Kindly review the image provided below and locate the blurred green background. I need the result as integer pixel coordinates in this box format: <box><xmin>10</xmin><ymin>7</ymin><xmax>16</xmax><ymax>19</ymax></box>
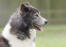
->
<box><xmin>0</xmin><ymin>0</ymin><xmax>66</xmax><ymax>47</ymax></box>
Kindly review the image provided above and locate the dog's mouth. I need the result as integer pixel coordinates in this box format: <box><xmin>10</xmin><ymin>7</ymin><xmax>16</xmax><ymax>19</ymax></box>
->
<box><xmin>33</xmin><ymin>24</ymin><xmax>44</xmax><ymax>32</ymax></box>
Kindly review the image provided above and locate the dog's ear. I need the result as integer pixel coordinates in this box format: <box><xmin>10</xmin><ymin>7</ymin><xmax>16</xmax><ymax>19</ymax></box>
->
<box><xmin>20</xmin><ymin>2</ymin><xmax>30</xmax><ymax>13</ymax></box>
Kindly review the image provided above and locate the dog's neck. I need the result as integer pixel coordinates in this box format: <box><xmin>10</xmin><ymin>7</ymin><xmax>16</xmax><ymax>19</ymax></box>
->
<box><xmin>10</xmin><ymin>23</ymin><xmax>31</xmax><ymax>40</ymax></box>
<box><xmin>2</xmin><ymin>22</ymin><xmax>36</xmax><ymax>40</ymax></box>
<box><xmin>6</xmin><ymin>12</ymin><xmax>34</xmax><ymax>40</ymax></box>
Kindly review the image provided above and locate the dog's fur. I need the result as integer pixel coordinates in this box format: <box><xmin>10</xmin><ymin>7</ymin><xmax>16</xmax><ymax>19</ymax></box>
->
<box><xmin>0</xmin><ymin>2</ymin><xmax>47</xmax><ymax>47</ymax></box>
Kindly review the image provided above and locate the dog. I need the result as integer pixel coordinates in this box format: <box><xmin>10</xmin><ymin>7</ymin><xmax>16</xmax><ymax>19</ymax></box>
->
<box><xmin>0</xmin><ymin>2</ymin><xmax>47</xmax><ymax>47</ymax></box>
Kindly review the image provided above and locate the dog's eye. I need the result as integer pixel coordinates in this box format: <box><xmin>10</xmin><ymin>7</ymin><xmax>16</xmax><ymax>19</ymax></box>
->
<box><xmin>35</xmin><ymin>14</ymin><xmax>38</xmax><ymax>17</ymax></box>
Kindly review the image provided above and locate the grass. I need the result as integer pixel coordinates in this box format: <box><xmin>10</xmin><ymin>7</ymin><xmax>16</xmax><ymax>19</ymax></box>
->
<box><xmin>0</xmin><ymin>28</ymin><xmax>3</xmax><ymax>33</ymax></box>
<box><xmin>0</xmin><ymin>25</ymin><xmax>66</xmax><ymax>47</ymax></box>
<box><xmin>36</xmin><ymin>25</ymin><xmax>66</xmax><ymax>47</ymax></box>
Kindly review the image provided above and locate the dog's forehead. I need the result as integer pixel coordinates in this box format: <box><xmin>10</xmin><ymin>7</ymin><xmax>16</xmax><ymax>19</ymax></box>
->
<box><xmin>23</xmin><ymin>2</ymin><xmax>39</xmax><ymax>13</ymax></box>
<box><xmin>30</xmin><ymin>8</ymin><xmax>40</xmax><ymax>14</ymax></box>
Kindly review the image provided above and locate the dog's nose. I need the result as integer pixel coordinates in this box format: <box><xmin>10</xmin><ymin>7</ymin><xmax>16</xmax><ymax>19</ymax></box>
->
<box><xmin>45</xmin><ymin>21</ymin><xmax>48</xmax><ymax>24</ymax></box>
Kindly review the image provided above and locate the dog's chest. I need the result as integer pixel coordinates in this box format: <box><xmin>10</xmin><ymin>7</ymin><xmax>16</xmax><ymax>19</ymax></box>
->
<box><xmin>9</xmin><ymin>37</ymin><xmax>35</xmax><ymax>47</ymax></box>
<box><xmin>2</xmin><ymin>24</ymin><xmax>36</xmax><ymax>47</ymax></box>
<box><xmin>9</xmin><ymin>29</ymin><xmax>36</xmax><ymax>47</ymax></box>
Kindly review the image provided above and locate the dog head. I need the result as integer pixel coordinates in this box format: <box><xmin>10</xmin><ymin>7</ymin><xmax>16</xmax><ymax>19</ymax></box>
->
<box><xmin>18</xmin><ymin>2</ymin><xmax>47</xmax><ymax>32</ymax></box>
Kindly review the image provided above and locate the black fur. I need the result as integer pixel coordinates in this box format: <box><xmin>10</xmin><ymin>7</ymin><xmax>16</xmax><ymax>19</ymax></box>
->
<box><xmin>0</xmin><ymin>36</ymin><xmax>10</xmax><ymax>47</ymax></box>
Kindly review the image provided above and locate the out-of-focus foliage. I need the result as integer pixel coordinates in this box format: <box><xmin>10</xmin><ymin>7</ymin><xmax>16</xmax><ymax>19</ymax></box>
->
<box><xmin>0</xmin><ymin>0</ymin><xmax>66</xmax><ymax>27</ymax></box>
